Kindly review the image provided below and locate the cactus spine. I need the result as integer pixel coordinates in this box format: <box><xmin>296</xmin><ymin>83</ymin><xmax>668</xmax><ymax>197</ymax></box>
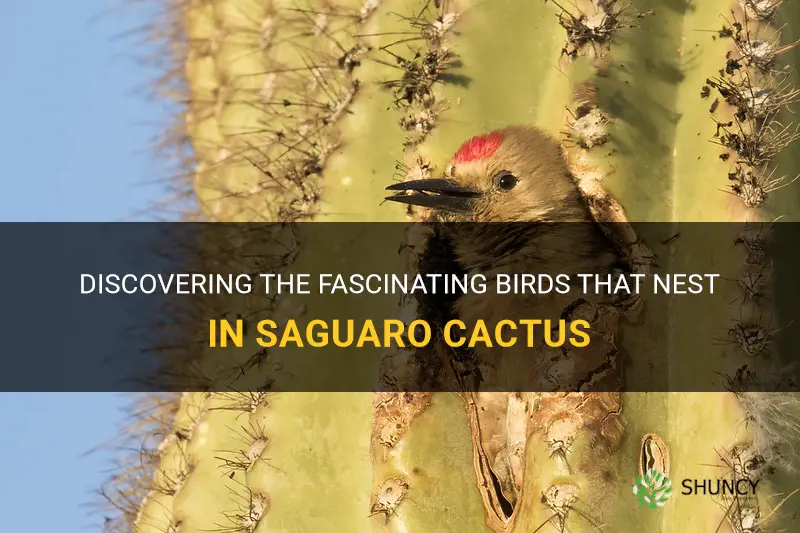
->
<box><xmin>100</xmin><ymin>1</ymin><xmax>800</xmax><ymax>532</ymax></box>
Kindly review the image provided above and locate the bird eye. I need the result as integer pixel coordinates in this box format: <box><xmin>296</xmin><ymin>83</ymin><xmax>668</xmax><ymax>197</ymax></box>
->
<box><xmin>494</xmin><ymin>171</ymin><xmax>518</xmax><ymax>192</ymax></box>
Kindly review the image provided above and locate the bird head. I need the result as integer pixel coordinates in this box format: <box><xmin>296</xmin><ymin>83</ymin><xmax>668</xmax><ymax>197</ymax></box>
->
<box><xmin>385</xmin><ymin>125</ymin><xmax>590</xmax><ymax>222</ymax></box>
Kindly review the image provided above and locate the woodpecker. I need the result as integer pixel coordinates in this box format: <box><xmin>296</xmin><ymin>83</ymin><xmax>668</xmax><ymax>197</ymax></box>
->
<box><xmin>386</xmin><ymin>125</ymin><xmax>596</xmax><ymax>223</ymax></box>
<box><xmin>383</xmin><ymin>126</ymin><xmax>629</xmax><ymax>519</ymax></box>
<box><xmin>384</xmin><ymin>125</ymin><xmax>627</xmax><ymax>371</ymax></box>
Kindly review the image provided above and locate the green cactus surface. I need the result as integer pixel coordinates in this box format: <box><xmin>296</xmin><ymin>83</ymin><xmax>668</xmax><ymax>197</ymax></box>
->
<box><xmin>99</xmin><ymin>1</ymin><xmax>800</xmax><ymax>532</ymax></box>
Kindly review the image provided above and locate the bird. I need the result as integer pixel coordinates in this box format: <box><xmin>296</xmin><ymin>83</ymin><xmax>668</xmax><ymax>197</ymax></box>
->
<box><xmin>382</xmin><ymin>125</ymin><xmax>630</xmax><ymax>519</ymax></box>
<box><xmin>384</xmin><ymin>125</ymin><xmax>627</xmax><ymax>379</ymax></box>
<box><xmin>386</xmin><ymin>125</ymin><xmax>593</xmax><ymax>222</ymax></box>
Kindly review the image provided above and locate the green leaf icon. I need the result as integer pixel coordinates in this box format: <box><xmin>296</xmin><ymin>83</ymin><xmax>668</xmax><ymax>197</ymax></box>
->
<box><xmin>632</xmin><ymin>468</ymin><xmax>673</xmax><ymax>508</ymax></box>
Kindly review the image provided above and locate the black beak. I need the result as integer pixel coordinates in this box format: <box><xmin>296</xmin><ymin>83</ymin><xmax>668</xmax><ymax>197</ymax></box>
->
<box><xmin>384</xmin><ymin>179</ymin><xmax>482</xmax><ymax>212</ymax></box>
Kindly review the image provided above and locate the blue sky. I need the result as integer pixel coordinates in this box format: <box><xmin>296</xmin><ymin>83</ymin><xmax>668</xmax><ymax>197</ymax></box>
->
<box><xmin>3</xmin><ymin>0</ymin><xmax>174</xmax><ymax>222</ymax></box>
<box><xmin>0</xmin><ymin>393</ymin><xmax>132</xmax><ymax>532</ymax></box>
<box><xmin>1</xmin><ymin>1</ymin><xmax>173</xmax><ymax>532</ymax></box>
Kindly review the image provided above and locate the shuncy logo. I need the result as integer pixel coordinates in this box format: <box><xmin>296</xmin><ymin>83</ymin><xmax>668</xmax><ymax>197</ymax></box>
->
<box><xmin>633</xmin><ymin>468</ymin><xmax>674</xmax><ymax>508</ymax></box>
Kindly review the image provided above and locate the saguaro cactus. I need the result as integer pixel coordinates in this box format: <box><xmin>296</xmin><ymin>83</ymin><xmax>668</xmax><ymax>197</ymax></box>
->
<box><xmin>100</xmin><ymin>1</ymin><xmax>800</xmax><ymax>532</ymax></box>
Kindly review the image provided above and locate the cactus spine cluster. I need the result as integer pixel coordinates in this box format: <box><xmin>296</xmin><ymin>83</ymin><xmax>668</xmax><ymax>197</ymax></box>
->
<box><xmin>99</xmin><ymin>1</ymin><xmax>800</xmax><ymax>532</ymax></box>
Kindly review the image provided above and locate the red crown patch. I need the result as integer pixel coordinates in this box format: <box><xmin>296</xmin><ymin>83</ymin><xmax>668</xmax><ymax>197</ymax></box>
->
<box><xmin>452</xmin><ymin>131</ymin><xmax>504</xmax><ymax>163</ymax></box>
